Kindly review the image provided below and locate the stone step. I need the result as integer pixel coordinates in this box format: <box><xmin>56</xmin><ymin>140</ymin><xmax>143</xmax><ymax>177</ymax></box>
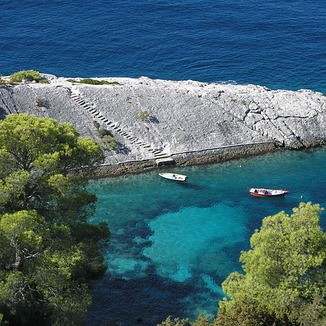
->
<box><xmin>154</xmin><ymin>153</ymin><xmax>169</xmax><ymax>158</ymax></box>
<box><xmin>72</xmin><ymin>94</ymin><xmax>161</xmax><ymax>157</ymax></box>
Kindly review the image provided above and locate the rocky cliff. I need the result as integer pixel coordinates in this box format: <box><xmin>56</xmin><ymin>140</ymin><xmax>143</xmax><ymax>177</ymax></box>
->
<box><xmin>1</xmin><ymin>74</ymin><xmax>325</xmax><ymax>174</ymax></box>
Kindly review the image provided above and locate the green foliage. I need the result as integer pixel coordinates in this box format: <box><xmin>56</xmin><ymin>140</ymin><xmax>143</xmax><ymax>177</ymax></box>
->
<box><xmin>95</xmin><ymin>128</ymin><xmax>117</xmax><ymax>150</ymax></box>
<box><xmin>0</xmin><ymin>210</ymin><xmax>93</xmax><ymax>325</ymax></box>
<box><xmin>103</xmin><ymin>135</ymin><xmax>117</xmax><ymax>150</ymax></box>
<box><xmin>214</xmin><ymin>296</ymin><xmax>287</xmax><ymax>326</ymax></box>
<box><xmin>296</xmin><ymin>287</ymin><xmax>326</xmax><ymax>326</ymax></box>
<box><xmin>97</xmin><ymin>128</ymin><xmax>112</xmax><ymax>138</ymax></box>
<box><xmin>67</xmin><ymin>78</ymin><xmax>122</xmax><ymax>85</ymax></box>
<box><xmin>0</xmin><ymin>114</ymin><xmax>105</xmax><ymax>221</ymax></box>
<box><xmin>0</xmin><ymin>75</ymin><xmax>7</xmax><ymax>88</ymax></box>
<box><xmin>93</xmin><ymin>120</ymin><xmax>100</xmax><ymax>129</ymax></box>
<box><xmin>157</xmin><ymin>316</ymin><xmax>191</xmax><ymax>326</ymax></box>
<box><xmin>9</xmin><ymin>70</ymin><xmax>43</xmax><ymax>83</ymax></box>
<box><xmin>0</xmin><ymin>115</ymin><xmax>110</xmax><ymax>325</ymax></box>
<box><xmin>36</xmin><ymin>97</ymin><xmax>46</xmax><ymax>107</ymax></box>
<box><xmin>220</xmin><ymin>202</ymin><xmax>326</xmax><ymax>325</ymax></box>
<box><xmin>157</xmin><ymin>315</ymin><xmax>211</xmax><ymax>326</ymax></box>
<box><xmin>139</xmin><ymin>110</ymin><xmax>150</xmax><ymax>120</ymax></box>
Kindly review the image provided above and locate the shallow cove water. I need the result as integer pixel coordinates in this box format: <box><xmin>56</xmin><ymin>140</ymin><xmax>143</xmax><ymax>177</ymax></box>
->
<box><xmin>86</xmin><ymin>148</ymin><xmax>326</xmax><ymax>326</ymax></box>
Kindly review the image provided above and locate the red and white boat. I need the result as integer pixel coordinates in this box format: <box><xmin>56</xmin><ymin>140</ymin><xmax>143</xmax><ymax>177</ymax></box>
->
<box><xmin>249</xmin><ymin>188</ymin><xmax>289</xmax><ymax>197</ymax></box>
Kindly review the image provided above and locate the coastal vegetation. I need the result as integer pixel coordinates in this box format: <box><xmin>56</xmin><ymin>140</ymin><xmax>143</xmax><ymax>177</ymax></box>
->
<box><xmin>159</xmin><ymin>202</ymin><xmax>326</xmax><ymax>326</ymax></box>
<box><xmin>138</xmin><ymin>110</ymin><xmax>150</xmax><ymax>121</ymax></box>
<box><xmin>0</xmin><ymin>76</ymin><xmax>7</xmax><ymax>87</ymax></box>
<box><xmin>93</xmin><ymin>121</ymin><xmax>117</xmax><ymax>150</ymax></box>
<box><xmin>66</xmin><ymin>78</ymin><xmax>122</xmax><ymax>86</ymax></box>
<box><xmin>35</xmin><ymin>97</ymin><xmax>46</xmax><ymax>107</ymax></box>
<box><xmin>0</xmin><ymin>114</ymin><xmax>110</xmax><ymax>326</ymax></box>
<box><xmin>9</xmin><ymin>70</ymin><xmax>47</xmax><ymax>84</ymax></box>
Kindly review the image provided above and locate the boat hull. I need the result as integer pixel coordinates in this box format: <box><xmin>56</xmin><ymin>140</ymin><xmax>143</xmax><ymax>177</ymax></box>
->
<box><xmin>249</xmin><ymin>188</ymin><xmax>289</xmax><ymax>197</ymax></box>
<box><xmin>159</xmin><ymin>173</ymin><xmax>188</xmax><ymax>182</ymax></box>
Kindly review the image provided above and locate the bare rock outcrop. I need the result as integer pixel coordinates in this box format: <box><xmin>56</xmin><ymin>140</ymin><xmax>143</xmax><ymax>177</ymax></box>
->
<box><xmin>1</xmin><ymin>74</ymin><xmax>325</xmax><ymax>171</ymax></box>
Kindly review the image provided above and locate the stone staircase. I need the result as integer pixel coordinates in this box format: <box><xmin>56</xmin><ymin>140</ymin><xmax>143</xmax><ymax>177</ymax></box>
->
<box><xmin>70</xmin><ymin>92</ymin><xmax>174</xmax><ymax>164</ymax></box>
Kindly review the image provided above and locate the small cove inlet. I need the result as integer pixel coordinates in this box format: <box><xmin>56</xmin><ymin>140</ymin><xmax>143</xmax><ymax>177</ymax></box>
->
<box><xmin>86</xmin><ymin>148</ymin><xmax>326</xmax><ymax>326</ymax></box>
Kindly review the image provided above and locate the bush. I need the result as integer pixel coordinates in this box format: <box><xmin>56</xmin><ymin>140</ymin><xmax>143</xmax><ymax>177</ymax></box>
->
<box><xmin>103</xmin><ymin>135</ymin><xmax>117</xmax><ymax>150</ymax></box>
<box><xmin>67</xmin><ymin>78</ymin><xmax>121</xmax><ymax>86</ymax></box>
<box><xmin>36</xmin><ymin>97</ymin><xmax>46</xmax><ymax>107</ymax></box>
<box><xmin>93</xmin><ymin>121</ymin><xmax>100</xmax><ymax>129</ymax></box>
<box><xmin>9</xmin><ymin>70</ymin><xmax>43</xmax><ymax>83</ymax></box>
<box><xmin>139</xmin><ymin>110</ymin><xmax>150</xmax><ymax>120</ymax></box>
<box><xmin>0</xmin><ymin>75</ymin><xmax>7</xmax><ymax>87</ymax></box>
<box><xmin>97</xmin><ymin>129</ymin><xmax>112</xmax><ymax>138</ymax></box>
<box><xmin>95</xmin><ymin>128</ymin><xmax>116</xmax><ymax>149</ymax></box>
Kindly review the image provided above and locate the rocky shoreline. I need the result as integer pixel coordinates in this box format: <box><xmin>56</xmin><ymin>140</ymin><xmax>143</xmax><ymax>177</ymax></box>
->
<box><xmin>94</xmin><ymin>141</ymin><xmax>279</xmax><ymax>178</ymax></box>
<box><xmin>1</xmin><ymin>74</ymin><xmax>325</xmax><ymax>177</ymax></box>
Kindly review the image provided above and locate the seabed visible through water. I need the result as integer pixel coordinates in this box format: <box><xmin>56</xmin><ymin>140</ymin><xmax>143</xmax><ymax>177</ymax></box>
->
<box><xmin>86</xmin><ymin>148</ymin><xmax>326</xmax><ymax>326</ymax></box>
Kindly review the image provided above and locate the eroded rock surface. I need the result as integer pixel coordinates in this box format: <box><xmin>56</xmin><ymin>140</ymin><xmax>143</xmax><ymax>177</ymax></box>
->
<box><xmin>1</xmin><ymin>74</ymin><xmax>325</xmax><ymax>169</ymax></box>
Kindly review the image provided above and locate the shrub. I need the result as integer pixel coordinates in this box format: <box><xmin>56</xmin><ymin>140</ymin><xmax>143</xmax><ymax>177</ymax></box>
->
<box><xmin>36</xmin><ymin>97</ymin><xmax>45</xmax><ymax>107</ymax></box>
<box><xmin>67</xmin><ymin>78</ymin><xmax>121</xmax><ymax>86</ymax></box>
<box><xmin>0</xmin><ymin>75</ymin><xmax>7</xmax><ymax>87</ymax></box>
<box><xmin>102</xmin><ymin>135</ymin><xmax>117</xmax><ymax>150</ymax></box>
<box><xmin>97</xmin><ymin>129</ymin><xmax>112</xmax><ymax>138</ymax></box>
<box><xmin>95</xmin><ymin>128</ymin><xmax>116</xmax><ymax>149</ymax></box>
<box><xmin>93</xmin><ymin>121</ymin><xmax>100</xmax><ymax>130</ymax></box>
<box><xmin>9</xmin><ymin>70</ymin><xmax>43</xmax><ymax>83</ymax></box>
<box><xmin>139</xmin><ymin>110</ymin><xmax>150</xmax><ymax>120</ymax></box>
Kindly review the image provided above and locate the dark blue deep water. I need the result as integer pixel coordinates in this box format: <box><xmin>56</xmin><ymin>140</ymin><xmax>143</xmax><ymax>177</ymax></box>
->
<box><xmin>1</xmin><ymin>1</ymin><xmax>326</xmax><ymax>325</ymax></box>
<box><xmin>1</xmin><ymin>0</ymin><xmax>325</xmax><ymax>92</ymax></box>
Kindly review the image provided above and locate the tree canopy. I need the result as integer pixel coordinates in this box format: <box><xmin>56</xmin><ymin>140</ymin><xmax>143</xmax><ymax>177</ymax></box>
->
<box><xmin>0</xmin><ymin>114</ymin><xmax>109</xmax><ymax>326</ymax></box>
<box><xmin>218</xmin><ymin>202</ymin><xmax>326</xmax><ymax>326</ymax></box>
<box><xmin>0</xmin><ymin>114</ymin><xmax>105</xmax><ymax>223</ymax></box>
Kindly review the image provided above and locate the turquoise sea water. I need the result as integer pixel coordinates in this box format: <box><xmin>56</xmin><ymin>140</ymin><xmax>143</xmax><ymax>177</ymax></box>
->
<box><xmin>86</xmin><ymin>148</ymin><xmax>326</xmax><ymax>326</ymax></box>
<box><xmin>2</xmin><ymin>1</ymin><xmax>326</xmax><ymax>324</ymax></box>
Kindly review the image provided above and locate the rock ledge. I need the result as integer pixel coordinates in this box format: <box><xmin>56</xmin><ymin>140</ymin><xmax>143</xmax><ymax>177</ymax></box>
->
<box><xmin>1</xmin><ymin>75</ymin><xmax>325</xmax><ymax>175</ymax></box>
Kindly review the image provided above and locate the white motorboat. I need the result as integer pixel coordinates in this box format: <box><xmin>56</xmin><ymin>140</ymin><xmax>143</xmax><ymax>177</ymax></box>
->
<box><xmin>159</xmin><ymin>173</ymin><xmax>188</xmax><ymax>182</ymax></box>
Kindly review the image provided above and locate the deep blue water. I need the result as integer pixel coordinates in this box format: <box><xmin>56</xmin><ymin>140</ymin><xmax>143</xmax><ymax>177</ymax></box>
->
<box><xmin>86</xmin><ymin>148</ymin><xmax>326</xmax><ymax>326</ymax></box>
<box><xmin>1</xmin><ymin>0</ymin><xmax>325</xmax><ymax>92</ymax></box>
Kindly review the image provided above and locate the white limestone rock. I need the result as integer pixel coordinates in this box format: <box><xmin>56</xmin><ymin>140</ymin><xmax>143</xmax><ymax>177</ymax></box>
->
<box><xmin>1</xmin><ymin>75</ymin><xmax>326</xmax><ymax>165</ymax></box>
